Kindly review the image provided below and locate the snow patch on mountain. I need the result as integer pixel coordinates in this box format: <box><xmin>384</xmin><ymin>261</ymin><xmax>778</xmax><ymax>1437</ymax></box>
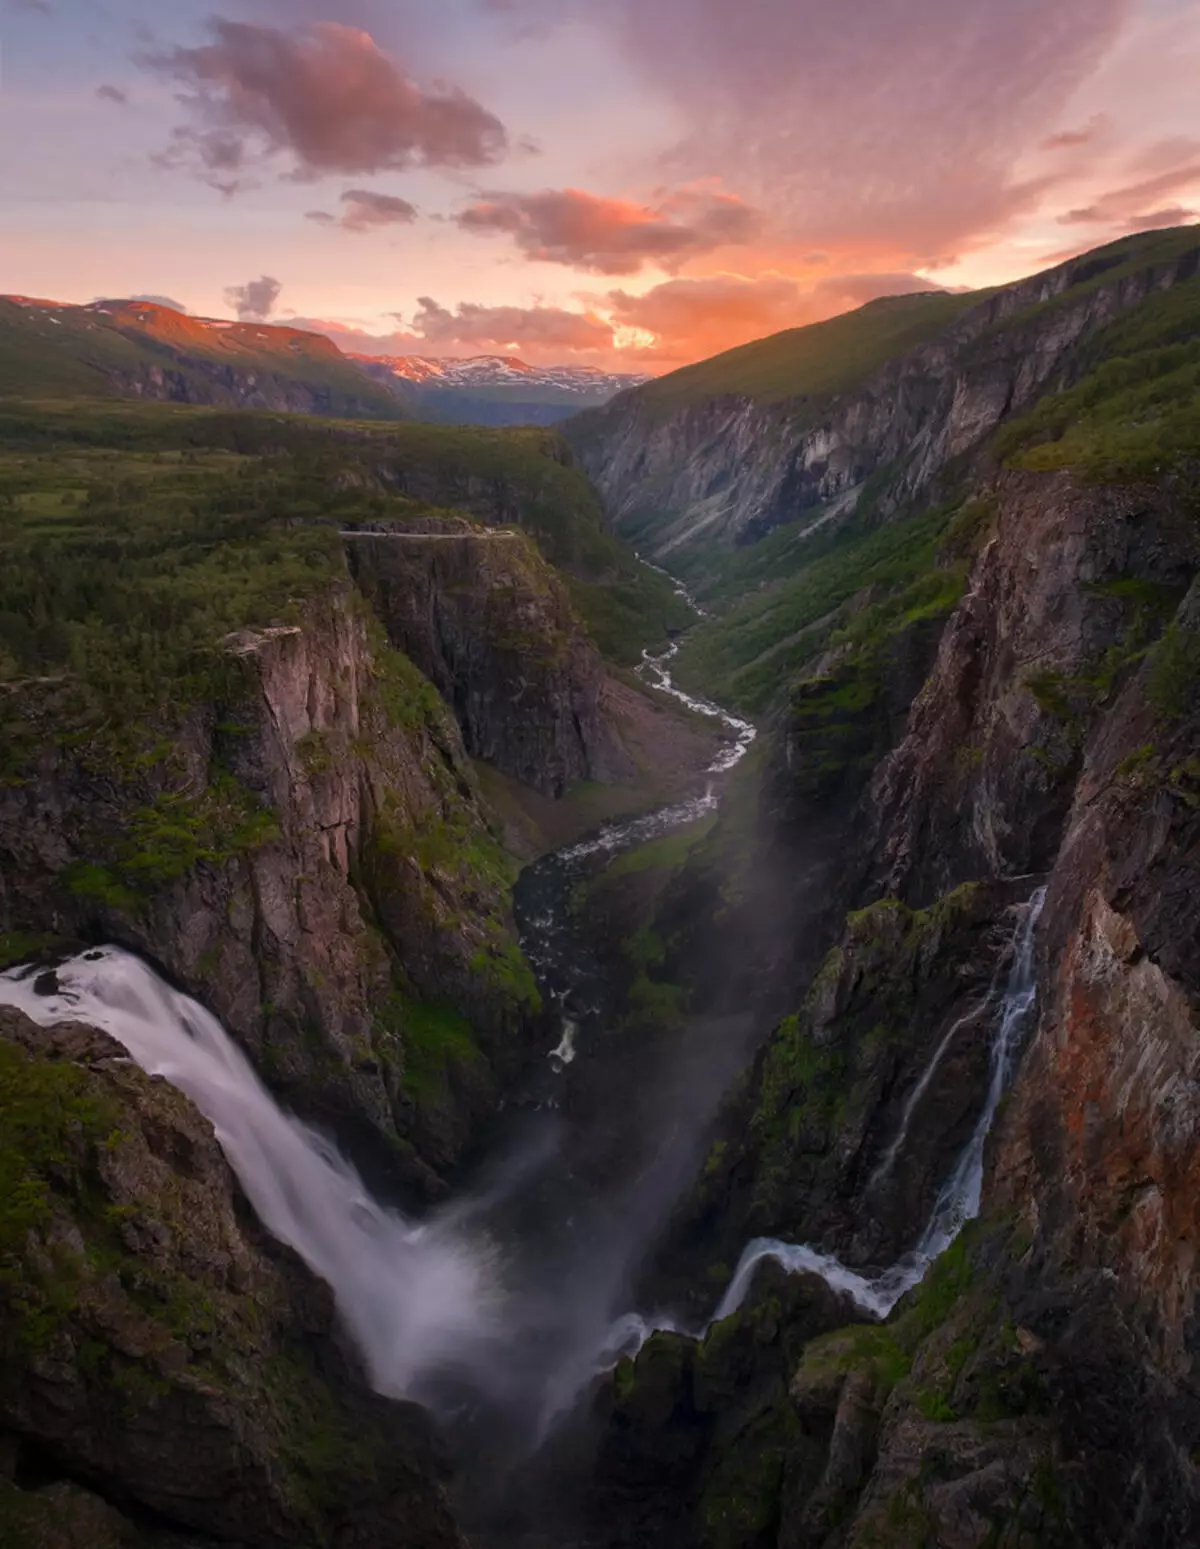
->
<box><xmin>352</xmin><ymin>353</ymin><xmax>650</xmax><ymax>399</ymax></box>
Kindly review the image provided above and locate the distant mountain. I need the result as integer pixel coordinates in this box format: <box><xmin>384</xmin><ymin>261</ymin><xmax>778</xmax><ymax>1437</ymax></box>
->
<box><xmin>0</xmin><ymin>297</ymin><xmax>404</xmax><ymax>419</ymax></box>
<box><xmin>352</xmin><ymin>352</ymin><xmax>651</xmax><ymax>426</ymax></box>
<box><xmin>0</xmin><ymin>297</ymin><xmax>648</xmax><ymax>427</ymax></box>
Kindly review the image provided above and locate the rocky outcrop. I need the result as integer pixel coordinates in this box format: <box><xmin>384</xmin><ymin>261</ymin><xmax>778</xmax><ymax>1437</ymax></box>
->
<box><xmin>113</xmin><ymin>359</ymin><xmax>396</xmax><ymax>417</ymax></box>
<box><xmin>604</xmin><ymin>460</ymin><xmax>1200</xmax><ymax>1546</ymax></box>
<box><xmin>861</xmin><ymin>472</ymin><xmax>1199</xmax><ymax>901</ymax></box>
<box><xmin>591</xmin><ymin>1267</ymin><xmax>863</xmax><ymax>1549</ymax></box>
<box><xmin>687</xmin><ymin>466</ymin><xmax>1197</xmax><ymax>1258</ymax></box>
<box><xmin>345</xmin><ymin>521</ymin><xmax>632</xmax><ymax>796</ymax></box>
<box><xmin>0</xmin><ymin>585</ymin><xmax>543</xmax><ymax>1195</ymax></box>
<box><xmin>0</xmin><ymin>1005</ymin><xmax>463</xmax><ymax>1549</ymax></box>
<box><xmin>675</xmin><ymin>882</ymin><xmax>1032</xmax><ymax>1280</ymax></box>
<box><xmin>570</xmin><ymin>235</ymin><xmax>1200</xmax><ymax>564</ymax></box>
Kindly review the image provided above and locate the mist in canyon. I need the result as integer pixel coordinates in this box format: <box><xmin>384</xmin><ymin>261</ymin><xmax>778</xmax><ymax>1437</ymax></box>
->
<box><xmin>0</xmin><ymin>624</ymin><xmax>1050</xmax><ymax>1530</ymax></box>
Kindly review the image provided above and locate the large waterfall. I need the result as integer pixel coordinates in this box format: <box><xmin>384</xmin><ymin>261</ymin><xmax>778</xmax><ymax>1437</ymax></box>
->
<box><xmin>0</xmin><ymin>948</ymin><xmax>502</xmax><ymax>1401</ymax></box>
<box><xmin>0</xmin><ymin>882</ymin><xmax>1046</xmax><ymax>1423</ymax></box>
<box><xmin>0</xmin><ymin>519</ymin><xmax>1044</xmax><ymax>1436</ymax></box>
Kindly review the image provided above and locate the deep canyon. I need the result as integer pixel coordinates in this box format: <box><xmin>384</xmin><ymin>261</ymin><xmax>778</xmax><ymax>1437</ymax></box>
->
<box><xmin>0</xmin><ymin>224</ymin><xmax>1198</xmax><ymax>1549</ymax></box>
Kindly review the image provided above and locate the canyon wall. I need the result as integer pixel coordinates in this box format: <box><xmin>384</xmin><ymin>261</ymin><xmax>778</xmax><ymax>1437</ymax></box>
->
<box><xmin>345</xmin><ymin>521</ymin><xmax>632</xmax><ymax>796</ymax></box>
<box><xmin>582</xmin><ymin>452</ymin><xmax>1200</xmax><ymax>1543</ymax></box>
<box><xmin>0</xmin><ymin>1006</ymin><xmax>465</xmax><ymax>1549</ymax></box>
<box><xmin>0</xmin><ymin>583</ymin><xmax>542</xmax><ymax>1194</ymax></box>
<box><xmin>571</xmin><ymin>239</ymin><xmax>1199</xmax><ymax>565</ymax></box>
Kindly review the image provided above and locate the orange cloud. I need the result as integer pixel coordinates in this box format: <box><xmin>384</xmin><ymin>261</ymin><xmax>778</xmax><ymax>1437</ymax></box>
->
<box><xmin>604</xmin><ymin>270</ymin><xmax>940</xmax><ymax>362</ymax></box>
<box><xmin>453</xmin><ymin>186</ymin><xmax>760</xmax><ymax>274</ymax></box>
<box><xmin>294</xmin><ymin>267</ymin><xmax>949</xmax><ymax>373</ymax></box>
<box><xmin>145</xmin><ymin>19</ymin><xmax>507</xmax><ymax>187</ymax></box>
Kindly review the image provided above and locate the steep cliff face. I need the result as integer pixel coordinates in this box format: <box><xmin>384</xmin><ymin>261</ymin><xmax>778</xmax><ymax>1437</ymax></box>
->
<box><xmin>0</xmin><ymin>1006</ymin><xmax>463</xmax><ymax>1549</ymax></box>
<box><xmin>345</xmin><ymin>521</ymin><xmax>633</xmax><ymax>796</ymax></box>
<box><xmin>571</xmin><ymin>230</ymin><xmax>1199</xmax><ymax>567</ymax></box>
<box><xmin>0</xmin><ymin>585</ymin><xmax>541</xmax><ymax>1194</ymax></box>
<box><xmin>598</xmin><ymin>459</ymin><xmax>1200</xmax><ymax>1546</ymax></box>
<box><xmin>861</xmin><ymin>471</ymin><xmax>1198</xmax><ymax>897</ymax></box>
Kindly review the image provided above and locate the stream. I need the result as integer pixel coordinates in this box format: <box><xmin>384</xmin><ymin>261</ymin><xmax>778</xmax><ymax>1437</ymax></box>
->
<box><xmin>0</xmin><ymin>588</ymin><xmax>760</xmax><ymax>1441</ymax></box>
<box><xmin>0</xmin><ymin>572</ymin><xmax>1048</xmax><ymax>1513</ymax></box>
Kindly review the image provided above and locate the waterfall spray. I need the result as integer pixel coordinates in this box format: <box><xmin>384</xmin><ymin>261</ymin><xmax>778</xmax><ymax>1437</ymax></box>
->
<box><xmin>0</xmin><ymin>948</ymin><xmax>503</xmax><ymax>1400</ymax></box>
<box><xmin>0</xmin><ymin>886</ymin><xmax>1047</xmax><ymax>1426</ymax></box>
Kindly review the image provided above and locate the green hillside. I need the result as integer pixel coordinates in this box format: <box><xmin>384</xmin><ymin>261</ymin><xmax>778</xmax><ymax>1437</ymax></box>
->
<box><xmin>671</xmin><ymin>241</ymin><xmax>1200</xmax><ymax>712</ymax></box>
<box><xmin>0</xmin><ymin>298</ymin><xmax>404</xmax><ymax>419</ymax></box>
<box><xmin>626</xmin><ymin>290</ymin><xmax>978</xmax><ymax>416</ymax></box>
<box><xmin>0</xmin><ymin>399</ymin><xmax>691</xmax><ymax>665</ymax></box>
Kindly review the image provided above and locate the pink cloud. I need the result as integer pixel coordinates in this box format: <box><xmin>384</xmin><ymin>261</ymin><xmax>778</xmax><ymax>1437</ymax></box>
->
<box><xmin>145</xmin><ymin>19</ymin><xmax>507</xmax><ymax>185</ymax></box>
<box><xmin>408</xmin><ymin>296</ymin><xmax>614</xmax><ymax>352</ymax></box>
<box><xmin>453</xmin><ymin>186</ymin><xmax>759</xmax><ymax>274</ymax></box>
<box><xmin>495</xmin><ymin>0</ymin><xmax>1130</xmax><ymax>260</ymax></box>
<box><xmin>287</xmin><ymin>301</ymin><xmax>618</xmax><ymax>367</ymax></box>
<box><xmin>339</xmin><ymin>188</ymin><xmax>419</xmax><ymax>231</ymax></box>
<box><xmin>1040</xmin><ymin>115</ymin><xmax>1109</xmax><ymax>151</ymax></box>
<box><xmin>1058</xmin><ymin>162</ymin><xmax>1200</xmax><ymax>225</ymax></box>
<box><xmin>1122</xmin><ymin>206</ymin><xmax>1197</xmax><ymax>233</ymax></box>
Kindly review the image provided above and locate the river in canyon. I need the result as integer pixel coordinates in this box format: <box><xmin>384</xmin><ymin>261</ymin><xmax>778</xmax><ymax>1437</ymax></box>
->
<box><xmin>0</xmin><ymin>582</ymin><xmax>1047</xmax><ymax>1538</ymax></box>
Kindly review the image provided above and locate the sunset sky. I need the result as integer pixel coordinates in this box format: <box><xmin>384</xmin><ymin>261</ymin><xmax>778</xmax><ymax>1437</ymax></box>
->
<box><xmin>2</xmin><ymin>0</ymin><xmax>1199</xmax><ymax>370</ymax></box>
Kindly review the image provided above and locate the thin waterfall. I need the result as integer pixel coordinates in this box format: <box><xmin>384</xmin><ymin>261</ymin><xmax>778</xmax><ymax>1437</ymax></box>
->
<box><xmin>0</xmin><ymin>891</ymin><xmax>1047</xmax><ymax>1418</ymax></box>
<box><xmin>867</xmin><ymin>982</ymin><xmax>1004</xmax><ymax>1193</ymax></box>
<box><xmin>710</xmin><ymin>886</ymin><xmax>1047</xmax><ymax>1323</ymax></box>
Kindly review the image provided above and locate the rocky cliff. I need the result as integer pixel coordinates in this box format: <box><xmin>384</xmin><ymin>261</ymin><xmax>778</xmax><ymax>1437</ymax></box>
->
<box><xmin>580</xmin><ymin>452</ymin><xmax>1200</xmax><ymax>1541</ymax></box>
<box><xmin>0</xmin><ymin>1005</ymin><xmax>464</xmax><ymax>1549</ymax></box>
<box><xmin>570</xmin><ymin>228</ymin><xmax>1200</xmax><ymax>569</ymax></box>
<box><xmin>345</xmin><ymin>519</ymin><xmax>632</xmax><ymax>796</ymax></box>
<box><xmin>0</xmin><ymin>582</ymin><xmax>544</xmax><ymax>1196</ymax></box>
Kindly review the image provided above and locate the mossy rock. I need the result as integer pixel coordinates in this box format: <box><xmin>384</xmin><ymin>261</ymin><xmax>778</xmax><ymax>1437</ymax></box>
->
<box><xmin>0</xmin><ymin>1009</ymin><xmax>460</xmax><ymax>1549</ymax></box>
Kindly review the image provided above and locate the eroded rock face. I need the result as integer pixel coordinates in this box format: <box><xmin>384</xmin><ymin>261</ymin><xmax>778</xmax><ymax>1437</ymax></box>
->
<box><xmin>0</xmin><ymin>1007</ymin><xmax>464</xmax><ymax>1549</ymax></box>
<box><xmin>678</xmin><ymin>881</ymin><xmax>1032</xmax><ymax>1280</ymax></box>
<box><xmin>503</xmin><ymin>1266</ymin><xmax>863</xmax><ymax>1549</ymax></box>
<box><xmin>862</xmin><ymin>472</ymin><xmax>1198</xmax><ymax>901</ymax></box>
<box><xmin>570</xmin><ymin>239</ymin><xmax>1200</xmax><ymax>563</ymax></box>
<box><xmin>0</xmin><ymin>585</ymin><xmax>543</xmax><ymax>1193</ymax></box>
<box><xmin>346</xmin><ymin>523</ymin><xmax>632</xmax><ymax>796</ymax></box>
<box><xmin>696</xmin><ymin>469</ymin><xmax>1197</xmax><ymax>1256</ymax></box>
<box><xmin>611</xmin><ymin>465</ymin><xmax>1200</xmax><ymax>1546</ymax></box>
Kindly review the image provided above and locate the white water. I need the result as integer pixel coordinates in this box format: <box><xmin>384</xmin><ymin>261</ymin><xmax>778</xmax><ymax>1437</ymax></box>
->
<box><xmin>559</xmin><ymin>786</ymin><xmax>721</xmax><ymax>864</ymax></box>
<box><xmin>867</xmin><ymin>998</ymin><xmax>994</xmax><ymax>1192</ymax></box>
<box><xmin>636</xmin><ymin>552</ymin><xmax>711</xmax><ymax>620</ymax></box>
<box><xmin>0</xmin><ymin>505</ymin><xmax>1041</xmax><ymax>1435</ymax></box>
<box><xmin>548</xmin><ymin>1018</ymin><xmax>578</xmax><ymax>1070</ymax></box>
<box><xmin>0</xmin><ymin>883</ymin><xmax>1047</xmax><ymax>1422</ymax></box>
<box><xmin>638</xmin><ymin>637</ymin><xmax>757</xmax><ymax>777</ymax></box>
<box><xmin>556</xmin><ymin>593</ymin><xmax>755</xmax><ymax>866</ymax></box>
<box><xmin>709</xmin><ymin>886</ymin><xmax>1048</xmax><ymax>1323</ymax></box>
<box><xmin>0</xmin><ymin>948</ymin><xmax>503</xmax><ymax>1400</ymax></box>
